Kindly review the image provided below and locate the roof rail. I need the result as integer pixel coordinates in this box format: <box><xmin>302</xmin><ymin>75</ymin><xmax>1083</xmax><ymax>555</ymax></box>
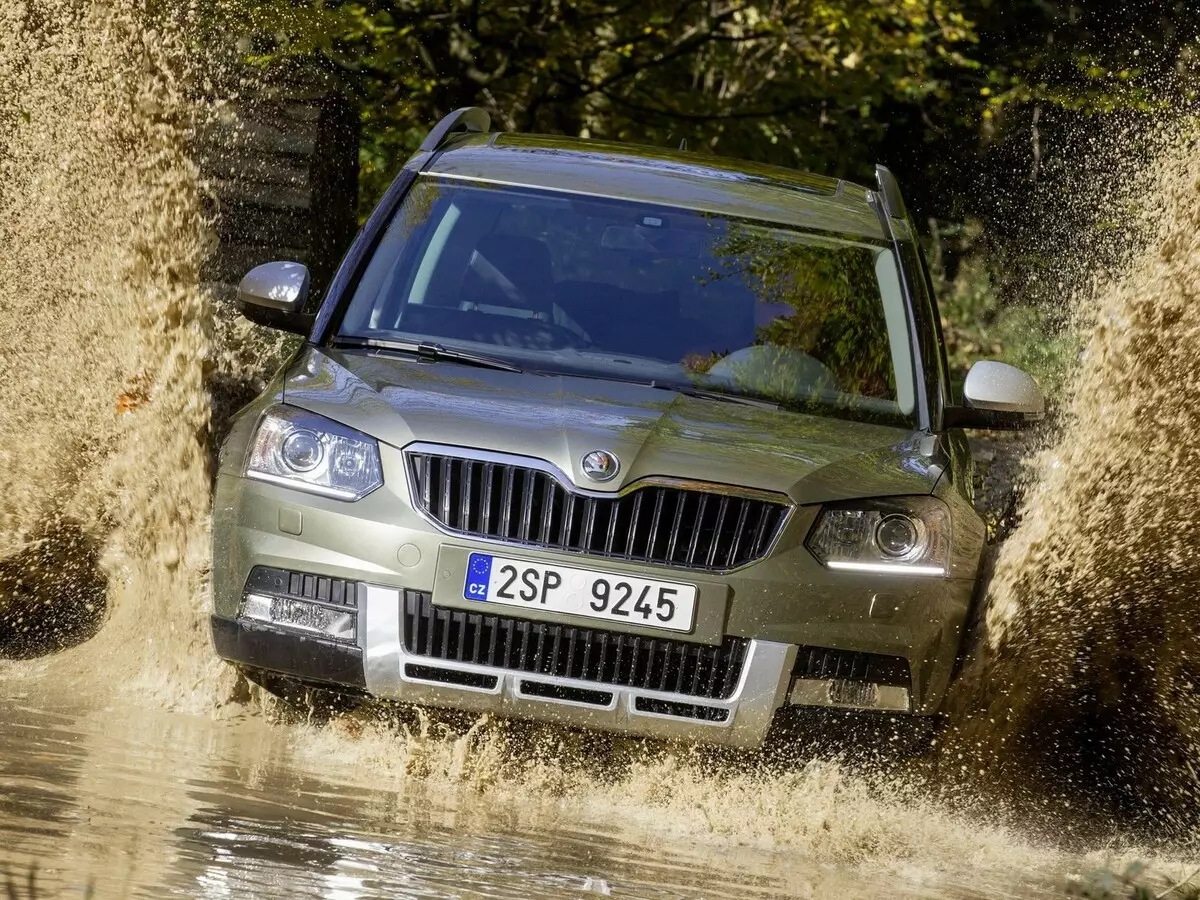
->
<box><xmin>419</xmin><ymin>107</ymin><xmax>491</xmax><ymax>153</ymax></box>
<box><xmin>874</xmin><ymin>164</ymin><xmax>908</xmax><ymax>221</ymax></box>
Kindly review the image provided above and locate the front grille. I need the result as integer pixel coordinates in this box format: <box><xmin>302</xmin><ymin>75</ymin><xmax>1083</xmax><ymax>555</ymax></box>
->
<box><xmin>793</xmin><ymin>646</ymin><xmax>911</xmax><ymax>689</ymax></box>
<box><xmin>402</xmin><ymin>592</ymin><xmax>748</xmax><ymax>700</ymax></box>
<box><xmin>406</xmin><ymin>451</ymin><xmax>789</xmax><ymax>571</ymax></box>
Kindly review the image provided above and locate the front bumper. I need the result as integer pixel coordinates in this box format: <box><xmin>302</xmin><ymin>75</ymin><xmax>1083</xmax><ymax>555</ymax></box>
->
<box><xmin>212</xmin><ymin>580</ymin><xmax>796</xmax><ymax>748</ymax></box>
<box><xmin>211</xmin><ymin>615</ymin><xmax>366</xmax><ymax>690</ymax></box>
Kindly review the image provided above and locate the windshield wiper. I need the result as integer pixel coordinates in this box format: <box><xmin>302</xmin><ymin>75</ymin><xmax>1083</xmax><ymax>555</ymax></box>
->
<box><xmin>648</xmin><ymin>381</ymin><xmax>780</xmax><ymax>410</ymax></box>
<box><xmin>336</xmin><ymin>337</ymin><xmax>524</xmax><ymax>373</ymax></box>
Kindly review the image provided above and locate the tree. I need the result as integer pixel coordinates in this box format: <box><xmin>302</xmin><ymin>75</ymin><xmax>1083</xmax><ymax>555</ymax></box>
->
<box><xmin>236</xmin><ymin>0</ymin><xmax>978</xmax><ymax>212</ymax></box>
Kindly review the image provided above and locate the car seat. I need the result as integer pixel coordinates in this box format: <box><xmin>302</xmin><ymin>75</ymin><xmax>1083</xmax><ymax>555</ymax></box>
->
<box><xmin>459</xmin><ymin>233</ymin><xmax>556</xmax><ymax>322</ymax></box>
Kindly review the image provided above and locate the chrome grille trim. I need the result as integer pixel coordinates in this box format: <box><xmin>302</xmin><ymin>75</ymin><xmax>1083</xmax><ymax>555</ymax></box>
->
<box><xmin>403</xmin><ymin>443</ymin><xmax>792</xmax><ymax>573</ymax></box>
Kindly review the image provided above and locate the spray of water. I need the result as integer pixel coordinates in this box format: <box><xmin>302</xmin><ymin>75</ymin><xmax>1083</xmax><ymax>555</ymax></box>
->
<box><xmin>0</xmin><ymin>0</ymin><xmax>229</xmax><ymax>705</ymax></box>
<box><xmin>946</xmin><ymin>121</ymin><xmax>1200</xmax><ymax>829</ymax></box>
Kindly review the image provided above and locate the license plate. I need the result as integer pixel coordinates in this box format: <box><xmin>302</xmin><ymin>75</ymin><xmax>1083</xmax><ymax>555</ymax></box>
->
<box><xmin>463</xmin><ymin>552</ymin><xmax>697</xmax><ymax>632</ymax></box>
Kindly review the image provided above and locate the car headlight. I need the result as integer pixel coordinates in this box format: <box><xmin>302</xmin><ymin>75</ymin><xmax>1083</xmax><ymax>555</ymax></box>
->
<box><xmin>806</xmin><ymin>497</ymin><xmax>950</xmax><ymax>576</ymax></box>
<box><xmin>245</xmin><ymin>406</ymin><xmax>383</xmax><ymax>500</ymax></box>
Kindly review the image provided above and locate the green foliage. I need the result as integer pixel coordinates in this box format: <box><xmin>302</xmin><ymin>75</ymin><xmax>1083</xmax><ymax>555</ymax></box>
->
<box><xmin>229</xmin><ymin>0</ymin><xmax>980</xmax><ymax>213</ymax></box>
<box><xmin>225</xmin><ymin>0</ymin><xmax>1198</xmax><ymax>225</ymax></box>
<box><xmin>928</xmin><ymin>224</ymin><xmax>1078</xmax><ymax>400</ymax></box>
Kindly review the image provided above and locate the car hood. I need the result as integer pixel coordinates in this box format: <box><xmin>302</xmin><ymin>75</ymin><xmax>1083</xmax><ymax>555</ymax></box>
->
<box><xmin>282</xmin><ymin>348</ymin><xmax>945</xmax><ymax>504</ymax></box>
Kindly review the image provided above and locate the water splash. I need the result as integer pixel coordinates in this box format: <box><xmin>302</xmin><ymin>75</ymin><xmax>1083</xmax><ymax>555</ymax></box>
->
<box><xmin>0</xmin><ymin>0</ymin><xmax>225</xmax><ymax>704</ymax></box>
<box><xmin>946</xmin><ymin>122</ymin><xmax>1200</xmax><ymax>829</ymax></box>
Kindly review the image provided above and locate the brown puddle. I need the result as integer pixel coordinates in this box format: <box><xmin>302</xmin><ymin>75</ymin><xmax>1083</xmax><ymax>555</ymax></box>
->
<box><xmin>0</xmin><ymin>691</ymin><xmax>1070</xmax><ymax>899</ymax></box>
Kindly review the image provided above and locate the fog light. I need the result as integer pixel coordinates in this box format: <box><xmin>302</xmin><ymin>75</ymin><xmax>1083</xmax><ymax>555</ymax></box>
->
<box><xmin>789</xmin><ymin>677</ymin><xmax>911</xmax><ymax>712</ymax></box>
<box><xmin>241</xmin><ymin>593</ymin><xmax>356</xmax><ymax>642</ymax></box>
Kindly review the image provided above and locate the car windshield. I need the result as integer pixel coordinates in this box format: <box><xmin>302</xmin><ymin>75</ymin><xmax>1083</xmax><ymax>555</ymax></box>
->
<box><xmin>337</xmin><ymin>177</ymin><xmax>918</xmax><ymax>427</ymax></box>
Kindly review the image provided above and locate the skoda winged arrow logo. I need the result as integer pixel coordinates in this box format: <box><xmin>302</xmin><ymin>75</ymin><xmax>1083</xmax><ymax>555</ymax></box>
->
<box><xmin>581</xmin><ymin>450</ymin><xmax>620</xmax><ymax>482</ymax></box>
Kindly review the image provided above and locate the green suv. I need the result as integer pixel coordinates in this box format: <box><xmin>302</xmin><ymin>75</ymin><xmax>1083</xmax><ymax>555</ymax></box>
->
<box><xmin>210</xmin><ymin>108</ymin><xmax>1044</xmax><ymax>747</ymax></box>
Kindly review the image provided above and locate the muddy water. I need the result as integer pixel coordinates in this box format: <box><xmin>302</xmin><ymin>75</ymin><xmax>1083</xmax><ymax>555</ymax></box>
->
<box><xmin>1</xmin><ymin>691</ymin><xmax>1073</xmax><ymax>900</ymax></box>
<box><xmin>5</xmin><ymin>697</ymin><xmax>823</xmax><ymax>899</ymax></box>
<box><xmin>4</xmin><ymin>0</ymin><xmax>1200</xmax><ymax>896</ymax></box>
<box><xmin>943</xmin><ymin>121</ymin><xmax>1200</xmax><ymax>826</ymax></box>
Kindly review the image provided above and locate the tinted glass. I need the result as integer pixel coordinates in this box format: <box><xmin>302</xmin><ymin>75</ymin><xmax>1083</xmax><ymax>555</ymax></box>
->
<box><xmin>339</xmin><ymin>178</ymin><xmax>917</xmax><ymax>426</ymax></box>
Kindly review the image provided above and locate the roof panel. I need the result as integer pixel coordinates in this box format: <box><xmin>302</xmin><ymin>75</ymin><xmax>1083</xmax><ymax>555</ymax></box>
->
<box><xmin>423</xmin><ymin>133</ymin><xmax>885</xmax><ymax>240</ymax></box>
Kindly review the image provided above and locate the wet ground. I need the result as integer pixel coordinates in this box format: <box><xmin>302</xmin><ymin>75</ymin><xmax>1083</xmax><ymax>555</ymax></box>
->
<box><xmin>1</xmin><ymin>688</ymin><xmax>1081</xmax><ymax>900</ymax></box>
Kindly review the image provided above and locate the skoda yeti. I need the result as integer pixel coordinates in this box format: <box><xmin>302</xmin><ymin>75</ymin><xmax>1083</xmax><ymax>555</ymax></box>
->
<box><xmin>210</xmin><ymin>108</ymin><xmax>1044</xmax><ymax>747</ymax></box>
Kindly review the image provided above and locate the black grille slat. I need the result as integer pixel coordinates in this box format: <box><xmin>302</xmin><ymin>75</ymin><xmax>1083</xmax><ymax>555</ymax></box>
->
<box><xmin>626</xmin><ymin>492</ymin><xmax>644</xmax><ymax>557</ymax></box>
<box><xmin>727</xmin><ymin>500</ymin><xmax>752</xmax><ymax>569</ymax></box>
<box><xmin>402</xmin><ymin>592</ymin><xmax>747</xmax><ymax>700</ymax></box>
<box><xmin>419</xmin><ymin>455</ymin><xmax>434</xmax><ymax>517</ymax></box>
<box><xmin>751</xmin><ymin>504</ymin><xmax>776</xmax><ymax>556</ymax></box>
<box><xmin>705</xmin><ymin>497</ymin><xmax>730</xmax><ymax>568</ymax></box>
<box><xmin>439</xmin><ymin>459</ymin><xmax>454</xmax><ymax>528</ymax></box>
<box><xmin>522</xmin><ymin>472</ymin><xmax>538</xmax><ymax>542</ymax></box>
<box><xmin>647</xmin><ymin>488</ymin><xmax>667</xmax><ymax>561</ymax></box>
<box><xmin>486</xmin><ymin>614</ymin><xmax>498</xmax><ymax>666</ymax></box>
<box><xmin>560</xmin><ymin>494</ymin><xmax>577</xmax><ymax>549</ymax></box>
<box><xmin>468</xmin><ymin>612</ymin><xmax>482</xmax><ymax>663</ymax></box>
<box><xmin>722</xmin><ymin>640</ymin><xmax>745</xmax><ymax>697</ymax></box>
<box><xmin>481</xmin><ymin>463</ymin><xmax>495</xmax><ymax>534</ymax></box>
<box><xmin>565</xmin><ymin>626</ymin><xmax>578</xmax><ymax>675</ymax></box>
<box><xmin>464</xmin><ymin>462</ymin><xmax>478</xmax><ymax>533</ymax></box>
<box><xmin>672</xmin><ymin>642</ymin><xmax>688</xmax><ymax>694</ymax></box>
<box><xmin>582</xmin><ymin>497</ymin><xmax>597</xmax><ymax>548</ymax></box>
<box><xmin>503</xmin><ymin>618</ymin><xmax>516</xmax><ymax>667</ymax></box>
<box><xmin>688</xmin><ymin>647</ymin><xmax>703</xmax><ymax>696</ymax></box>
<box><xmin>685</xmin><ymin>495</ymin><xmax>708</xmax><ymax>566</ymax></box>
<box><xmin>500</xmin><ymin>467</ymin><xmax>515</xmax><ymax>538</ymax></box>
<box><xmin>407</xmin><ymin>453</ymin><xmax>788</xmax><ymax>572</ymax></box>
<box><xmin>665</xmin><ymin>493</ymin><xmax>686</xmax><ymax>563</ymax></box>
<box><xmin>603</xmin><ymin>500</ymin><xmax>620</xmax><ymax>555</ymax></box>
<box><xmin>539</xmin><ymin>477</ymin><xmax>555</xmax><ymax>544</ymax></box>
<box><xmin>705</xmin><ymin>646</ymin><xmax>722</xmax><ymax>698</ymax></box>
<box><xmin>612</xmin><ymin>634</ymin><xmax>626</xmax><ymax>686</ymax></box>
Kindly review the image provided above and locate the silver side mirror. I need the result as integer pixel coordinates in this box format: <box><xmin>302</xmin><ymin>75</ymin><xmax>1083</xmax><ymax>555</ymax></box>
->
<box><xmin>964</xmin><ymin>361</ymin><xmax>1045</xmax><ymax>416</ymax></box>
<box><xmin>949</xmin><ymin>360</ymin><xmax>1045</xmax><ymax>429</ymax></box>
<box><xmin>236</xmin><ymin>262</ymin><xmax>313</xmax><ymax>335</ymax></box>
<box><xmin>238</xmin><ymin>261</ymin><xmax>310</xmax><ymax>312</ymax></box>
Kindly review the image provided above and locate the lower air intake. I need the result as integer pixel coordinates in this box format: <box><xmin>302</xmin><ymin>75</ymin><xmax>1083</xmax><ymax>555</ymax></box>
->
<box><xmin>792</xmin><ymin>646</ymin><xmax>911</xmax><ymax>689</ymax></box>
<box><xmin>402</xmin><ymin>592</ymin><xmax>748</xmax><ymax>700</ymax></box>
